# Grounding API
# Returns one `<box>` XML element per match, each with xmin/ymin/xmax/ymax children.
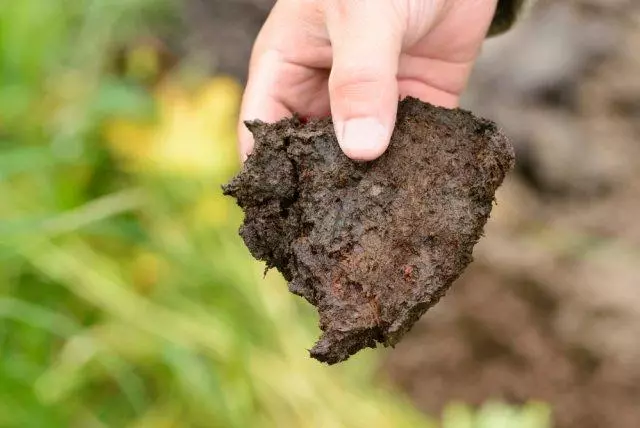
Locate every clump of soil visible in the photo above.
<box><xmin>223</xmin><ymin>98</ymin><xmax>515</xmax><ymax>364</ymax></box>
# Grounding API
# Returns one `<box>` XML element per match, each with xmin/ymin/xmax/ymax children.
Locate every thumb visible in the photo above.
<box><xmin>325</xmin><ymin>1</ymin><xmax>404</xmax><ymax>161</ymax></box>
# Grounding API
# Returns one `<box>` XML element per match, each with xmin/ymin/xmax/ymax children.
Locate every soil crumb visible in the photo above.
<box><xmin>223</xmin><ymin>97</ymin><xmax>515</xmax><ymax>364</ymax></box>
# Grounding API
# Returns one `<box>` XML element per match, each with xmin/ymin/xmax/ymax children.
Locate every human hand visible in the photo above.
<box><xmin>238</xmin><ymin>0</ymin><xmax>499</xmax><ymax>161</ymax></box>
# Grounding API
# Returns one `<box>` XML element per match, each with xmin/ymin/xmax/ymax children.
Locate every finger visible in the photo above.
<box><xmin>238</xmin><ymin>49</ymin><xmax>293</xmax><ymax>161</ymax></box>
<box><xmin>325</xmin><ymin>1</ymin><xmax>404</xmax><ymax>161</ymax></box>
<box><xmin>238</xmin><ymin>0</ymin><xmax>329</xmax><ymax>162</ymax></box>
<box><xmin>397</xmin><ymin>55</ymin><xmax>474</xmax><ymax>108</ymax></box>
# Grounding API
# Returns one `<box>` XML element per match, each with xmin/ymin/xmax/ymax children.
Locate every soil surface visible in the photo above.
<box><xmin>223</xmin><ymin>98</ymin><xmax>514</xmax><ymax>363</ymax></box>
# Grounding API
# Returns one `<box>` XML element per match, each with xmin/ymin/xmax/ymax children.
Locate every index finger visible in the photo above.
<box><xmin>238</xmin><ymin>49</ymin><xmax>294</xmax><ymax>161</ymax></box>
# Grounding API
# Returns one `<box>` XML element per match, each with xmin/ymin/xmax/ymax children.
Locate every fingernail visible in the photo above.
<box><xmin>336</xmin><ymin>117</ymin><xmax>389</xmax><ymax>161</ymax></box>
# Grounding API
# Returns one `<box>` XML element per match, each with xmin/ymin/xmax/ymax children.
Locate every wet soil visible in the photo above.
<box><xmin>223</xmin><ymin>98</ymin><xmax>514</xmax><ymax>363</ymax></box>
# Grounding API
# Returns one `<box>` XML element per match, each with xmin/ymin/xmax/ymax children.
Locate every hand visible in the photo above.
<box><xmin>238</xmin><ymin>0</ymin><xmax>499</xmax><ymax>161</ymax></box>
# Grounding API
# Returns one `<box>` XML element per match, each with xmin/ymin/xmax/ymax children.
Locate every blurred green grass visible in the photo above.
<box><xmin>0</xmin><ymin>1</ymin><xmax>553</xmax><ymax>427</ymax></box>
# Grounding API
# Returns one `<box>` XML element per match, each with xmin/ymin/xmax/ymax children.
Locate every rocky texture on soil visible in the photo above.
<box><xmin>223</xmin><ymin>98</ymin><xmax>514</xmax><ymax>364</ymax></box>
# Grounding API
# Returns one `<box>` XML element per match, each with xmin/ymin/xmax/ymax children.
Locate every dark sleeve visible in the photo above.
<box><xmin>487</xmin><ymin>0</ymin><xmax>529</xmax><ymax>37</ymax></box>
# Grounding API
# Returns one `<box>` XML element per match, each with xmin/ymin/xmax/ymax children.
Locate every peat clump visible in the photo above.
<box><xmin>223</xmin><ymin>97</ymin><xmax>515</xmax><ymax>364</ymax></box>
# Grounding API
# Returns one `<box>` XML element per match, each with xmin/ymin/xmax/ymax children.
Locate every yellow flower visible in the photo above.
<box><xmin>105</xmin><ymin>75</ymin><xmax>242</xmax><ymax>179</ymax></box>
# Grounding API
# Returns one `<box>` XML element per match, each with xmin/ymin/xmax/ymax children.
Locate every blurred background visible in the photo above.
<box><xmin>0</xmin><ymin>0</ymin><xmax>638</xmax><ymax>427</ymax></box>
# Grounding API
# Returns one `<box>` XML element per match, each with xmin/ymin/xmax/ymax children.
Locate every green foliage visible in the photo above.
<box><xmin>0</xmin><ymin>1</ymin><xmax>554</xmax><ymax>427</ymax></box>
<box><xmin>443</xmin><ymin>401</ymin><xmax>552</xmax><ymax>428</ymax></box>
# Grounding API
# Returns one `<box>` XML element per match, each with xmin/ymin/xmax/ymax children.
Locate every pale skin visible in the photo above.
<box><xmin>238</xmin><ymin>0</ymin><xmax>499</xmax><ymax>161</ymax></box>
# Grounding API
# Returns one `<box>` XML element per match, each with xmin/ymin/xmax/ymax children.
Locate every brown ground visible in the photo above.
<box><xmin>185</xmin><ymin>0</ymin><xmax>640</xmax><ymax>425</ymax></box>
